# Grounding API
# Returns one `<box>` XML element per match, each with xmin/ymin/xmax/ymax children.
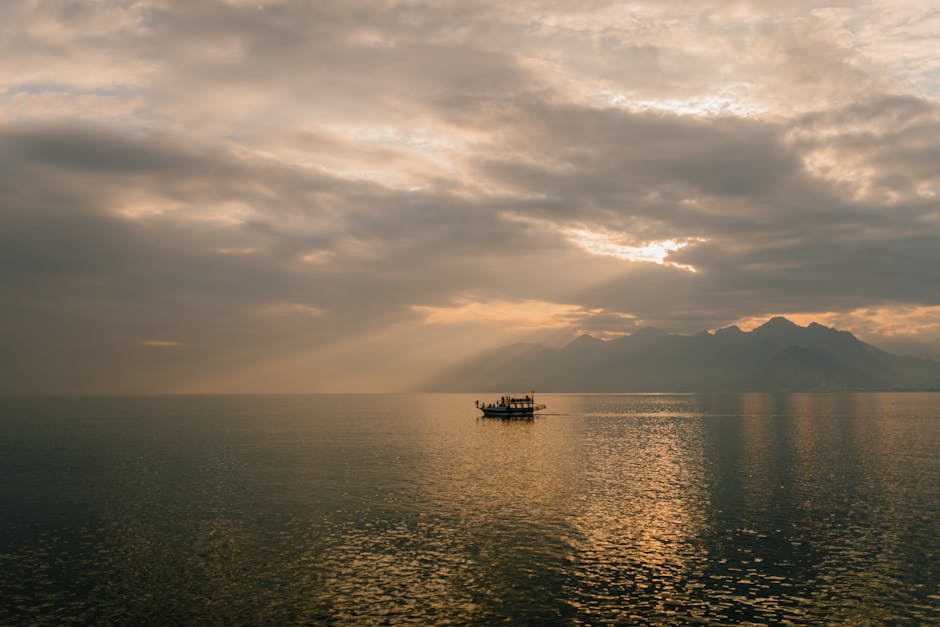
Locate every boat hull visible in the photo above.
<box><xmin>480</xmin><ymin>407</ymin><xmax>535</xmax><ymax>419</ymax></box>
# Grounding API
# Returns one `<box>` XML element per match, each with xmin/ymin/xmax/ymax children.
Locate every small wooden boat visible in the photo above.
<box><xmin>475</xmin><ymin>393</ymin><xmax>546</xmax><ymax>419</ymax></box>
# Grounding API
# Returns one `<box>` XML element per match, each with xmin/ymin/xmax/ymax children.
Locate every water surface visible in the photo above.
<box><xmin>1</xmin><ymin>393</ymin><xmax>938</xmax><ymax>624</ymax></box>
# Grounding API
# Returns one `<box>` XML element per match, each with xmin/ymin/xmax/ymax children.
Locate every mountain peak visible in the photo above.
<box><xmin>806</xmin><ymin>320</ymin><xmax>859</xmax><ymax>342</ymax></box>
<box><xmin>566</xmin><ymin>333</ymin><xmax>604</xmax><ymax>349</ymax></box>
<box><xmin>755</xmin><ymin>316</ymin><xmax>801</xmax><ymax>332</ymax></box>
<box><xmin>423</xmin><ymin>315</ymin><xmax>940</xmax><ymax>392</ymax></box>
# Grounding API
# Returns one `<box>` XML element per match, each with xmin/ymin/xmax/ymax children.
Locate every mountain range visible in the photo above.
<box><xmin>423</xmin><ymin>317</ymin><xmax>940</xmax><ymax>392</ymax></box>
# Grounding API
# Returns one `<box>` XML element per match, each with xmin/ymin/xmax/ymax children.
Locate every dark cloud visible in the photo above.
<box><xmin>2</xmin><ymin>1</ymin><xmax>940</xmax><ymax>391</ymax></box>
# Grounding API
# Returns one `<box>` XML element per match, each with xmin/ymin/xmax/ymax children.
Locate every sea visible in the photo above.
<box><xmin>1</xmin><ymin>393</ymin><xmax>938</xmax><ymax>624</ymax></box>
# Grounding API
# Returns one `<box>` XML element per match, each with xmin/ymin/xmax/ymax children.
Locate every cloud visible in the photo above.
<box><xmin>2</xmin><ymin>1</ymin><xmax>940</xmax><ymax>391</ymax></box>
<box><xmin>140</xmin><ymin>340</ymin><xmax>184</xmax><ymax>347</ymax></box>
<box><xmin>562</xmin><ymin>227</ymin><xmax>704</xmax><ymax>271</ymax></box>
<box><xmin>731</xmin><ymin>305</ymin><xmax>940</xmax><ymax>360</ymax></box>
<box><xmin>413</xmin><ymin>298</ymin><xmax>636</xmax><ymax>331</ymax></box>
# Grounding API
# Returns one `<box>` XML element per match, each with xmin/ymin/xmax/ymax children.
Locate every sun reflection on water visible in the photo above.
<box><xmin>1</xmin><ymin>394</ymin><xmax>938</xmax><ymax>624</ymax></box>
<box><xmin>554</xmin><ymin>395</ymin><xmax>713</xmax><ymax>621</ymax></box>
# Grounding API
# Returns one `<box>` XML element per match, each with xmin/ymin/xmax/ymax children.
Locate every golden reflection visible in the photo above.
<box><xmin>559</xmin><ymin>396</ymin><xmax>712</xmax><ymax>617</ymax></box>
<box><xmin>738</xmin><ymin>392</ymin><xmax>777</xmax><ymax>417</ymax></box>
<box><xmin>304</xmin><ymin>393</ymin><xmax>585</xmax><ymax>623</ymax></box>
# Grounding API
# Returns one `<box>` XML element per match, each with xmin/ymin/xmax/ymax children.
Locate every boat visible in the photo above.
<box><xmin>475</xmin><ymin>393</ymin><xmax>546</xmax><ymax>419</ymax></box>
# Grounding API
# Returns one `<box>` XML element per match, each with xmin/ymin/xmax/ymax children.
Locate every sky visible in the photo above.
<box><xmin>3</xmin><ymin>0</ymin><xmax>940</xmax><ymax>393</ymax></box>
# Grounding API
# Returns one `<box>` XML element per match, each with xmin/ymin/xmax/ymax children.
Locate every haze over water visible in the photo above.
<box><xmin>1</xmin><ymin>393</ymin><xmax>938</xmax><ymax>624</ymax></box>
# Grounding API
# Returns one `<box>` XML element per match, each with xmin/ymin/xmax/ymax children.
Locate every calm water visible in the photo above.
<box><xmin>1</xmin><ymin>393</ymin><xmax>938</xmax><ymax>624</ymax></box>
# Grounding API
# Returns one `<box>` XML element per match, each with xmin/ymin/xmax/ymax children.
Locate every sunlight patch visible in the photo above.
<box><xmin>413</xmin><ymin>299</ymin><xmax>591</xmax><ymax>330</ymax></box>
<box><xmin>259</xmin><ymin>302</ymin><xmax>327</xmax><ymax>318</ymax></box>
<box><xmin>140</xmin><ymin>340</ymin><xmax>183</xmax><ymax>347</ymax></box>
<box><xmin>216</xmin><ymin>247</ymin><xmax>256</xmax><ymax>255</ymax></box>
<box><xmin>602</xmin><ymin>92</ymin><xmax>768</xmax><ymax>118</ymax></box>
<box><xmin>117</xmin><ymin>198</ymin><xmax>251</xmax><ymax>224</ymax></box>
<box><xmin>564</xmin><ymin>227</ymin><xmax>704</xmax><ymax>272</ymax></box>
<box><xmin>731</xmin><ymin>305</ymin><xmax>940</xmax><ymax>340</ymax></box>
<box><xmin>301</xmin><ymin>250</ymin><xmax>336</xmax><ymax>264</ymax></box>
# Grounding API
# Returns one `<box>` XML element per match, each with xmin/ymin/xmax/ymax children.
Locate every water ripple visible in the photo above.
<box><xmin>0</xmin><ymin>393</ymin><xmax>938</xmax><ymax>624</ymax></box>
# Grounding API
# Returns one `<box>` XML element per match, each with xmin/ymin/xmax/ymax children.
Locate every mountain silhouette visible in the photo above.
<box><xmin>423</xmin><ymin>317</ymin><xmax>940</xmax><ymax>392</ymax></box>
